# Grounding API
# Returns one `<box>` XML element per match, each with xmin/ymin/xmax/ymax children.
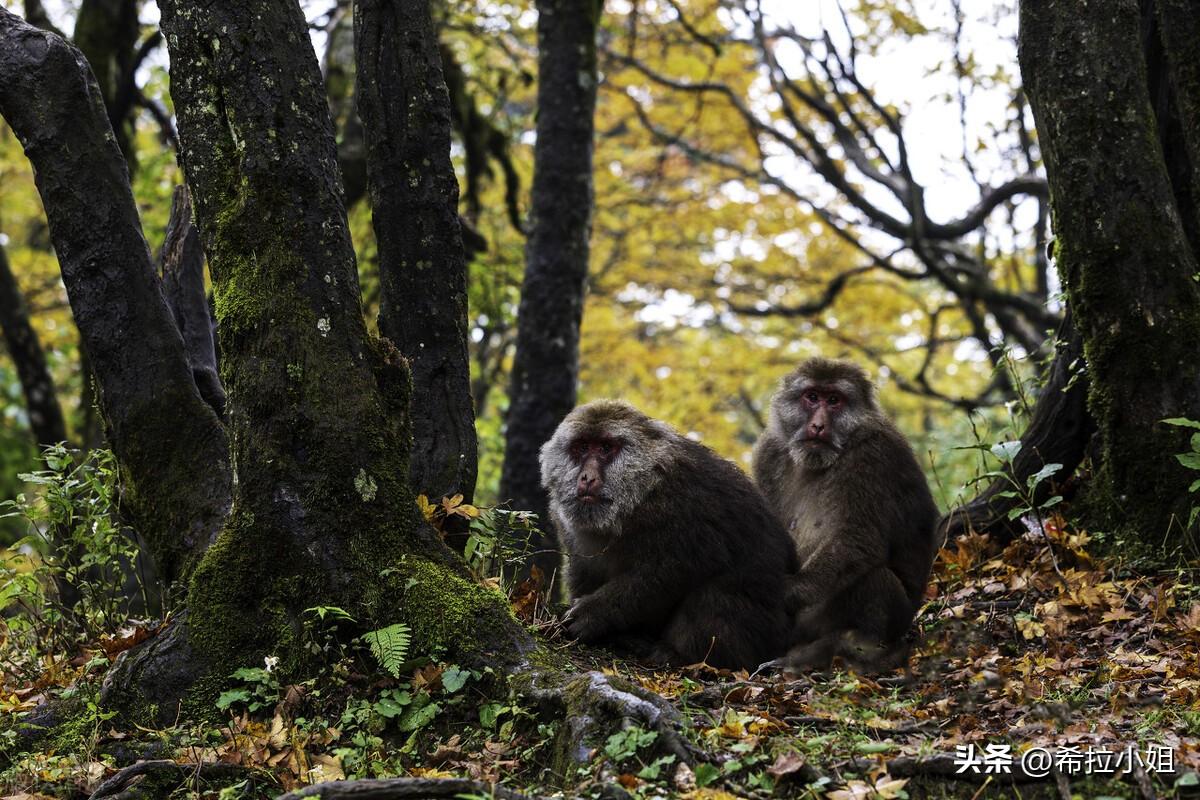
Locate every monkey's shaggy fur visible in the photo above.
<box><xmin>754</xmin><ymin>358</ymin><xmax>940</xmax><ymax>672</ymax></box>
<box><xmin>541</xmin><ymin>400</ymin><xmax>797</xmax><ymax>669</ymax></box>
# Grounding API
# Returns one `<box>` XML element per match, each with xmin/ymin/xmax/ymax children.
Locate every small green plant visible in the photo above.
<box><xmin>358</xmin><ymin>623</ymin><xmax>412</xmax><ymax>678</ymax></box>
<box><xmin>1164</xmin><ymin>417</ymin><xmax>1200</xmax><ymax>531</ymax></box>
<box><xmin>416</xmin><ymin>493</ymin><xmax>542</xmax><ymax>583</ymax></box>
<box><xmin>0</xmin><ymin>445</ymin><xmax>148</xmax><ymax>658</ymax></box>
<box><xmin>216</xmin><ymin>656</ymin><xmax>283</xmax><ymax>713</ymax></box>
<box><xmin>958</xmin><ymin>440</ymin><xmax>1063</xmax><ymax>534</ymax></box>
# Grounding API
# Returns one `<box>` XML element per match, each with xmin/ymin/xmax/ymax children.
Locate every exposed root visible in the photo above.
<box><xmin>524</xmin><ymin>669</ymin><xmax>706</xmax><ymax>767</ymax></box>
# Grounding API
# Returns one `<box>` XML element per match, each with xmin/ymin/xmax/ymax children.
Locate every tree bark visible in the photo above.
<box><xmin>125</xmin><ymin>0</ymin><xmax>530</xmax><ymax>715</ymax></box>
<box><xmin>499</xmin><ymin>0</ymin><xmax>602</xmax><ymax>589</ymax></box>
<box><xmin>158</xmin><ymin>185</ymin><xmax>225</xmax><ymax>417</ymax></box>
<box><xmin>355</xmin><ymin>0</ymin><xmax>479</xmax><ymax>508</ymax></box>
<box><xmin>0</xmin><ymin>242</ymin><xmax>68</xmax><ymax>447</ymax></box>
<box><xmin>1019</xmin><ymin>0</ymin><xmax>1200</xmax><ymax>546</ymax></box>
<box><xmin>0</xmin><ymin>9</ymin><xmax>231</xmax><ymax>586</ymax></box>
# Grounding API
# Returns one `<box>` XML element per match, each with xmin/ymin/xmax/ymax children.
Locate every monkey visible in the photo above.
<box><xmin>540</xmin><ymin>399</ymin><xmax>798</xmax><ymax>669</ymax></box>
<box><xmin>751</xmin><ymin>357</ymin><xmax>940</xmax><ymax>673</ymax></box>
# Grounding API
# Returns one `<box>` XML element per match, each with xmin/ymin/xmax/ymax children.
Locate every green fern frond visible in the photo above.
<box><xmin>360</xmin><ymin>623</ymin><xmax>411</xmax><ymax>678</ymax></box>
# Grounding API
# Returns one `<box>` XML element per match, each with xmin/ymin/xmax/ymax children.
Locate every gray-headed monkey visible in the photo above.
<box><xmin>541</xmin><ymin>400</ymin><xmax>797</xmax><ymax>669</ymax></box>
<box><xmin>752</xmin><ymin>358</ymin><xmax>940</xmax><ymax>672</ymax></box>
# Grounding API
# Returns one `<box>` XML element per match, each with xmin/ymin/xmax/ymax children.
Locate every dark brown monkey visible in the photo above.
<box><xmin>752</xmin><ymin>358</ymin><xmax>940</xmax><ymax>672</ymax></box>
<box><xmin>540</xmin><ymin>400</ymin><xmax>797</xmax><ymax>669</ymax></box>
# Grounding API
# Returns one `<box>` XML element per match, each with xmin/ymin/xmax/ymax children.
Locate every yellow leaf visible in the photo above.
<box><xmin>308</xmin><ymin>754</ymin><xmax>344</xmax><ymax>783</ymax></box>
<box><xmin>416</xmin><ymin>495</ymin><xmax>438</xmax><ymax>523</ymax></box>
<box><xmin>449</xmin><ymin>503</ymin><xmax>481</xmax><ymax>519</ymax></box>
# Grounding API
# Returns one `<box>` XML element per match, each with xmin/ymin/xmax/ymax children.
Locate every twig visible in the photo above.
<box><xmin>88</xmin><ymin>760</ymin><xmax>245</xmax><ymax>799</ymax></box>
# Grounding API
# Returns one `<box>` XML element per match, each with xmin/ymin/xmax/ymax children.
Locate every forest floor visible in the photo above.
<box><xmin>2</xmin><ymin>519</ymin><xmax>1199</xmax><ymax>799</ymax></box>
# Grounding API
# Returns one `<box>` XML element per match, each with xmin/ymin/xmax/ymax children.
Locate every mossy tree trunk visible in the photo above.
<box><xmin>1018</xmin><ymin>0</ymin><xmax>1200</xmax><ymax>549</ymax></box>
<box><xmin>140</xmin><ymin>0</ymin><xmax>529</xmax><ymax>714</ymax></box>
<box><xmin>500</xmin><ymin>0</ymin><xmax>602</xmax><ymax>589</ymax></box>
<box><xmin>0</xmin><ymin>9</ymin><xmax>231</xmax><ymax>587</ymax></box>
<box><xmin>1</xmin><ymin>1</ymin><xmax>531</xmax><ymax>720</ymax></box>
<box><xmin>355</xmin><ymin>0</ymin><xmax>478</xmax><ymax>510</ymax></box>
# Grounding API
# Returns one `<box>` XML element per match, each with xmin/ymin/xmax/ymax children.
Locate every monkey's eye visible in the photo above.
<box><xmin>827</xmin><ymin>394</ymin><xmax>841</xmax><ymax>407</ymax></box>
<box><xmin>804</xmin><ymin>391</ymin><xmax>820</xmax><ymax>404</ymax></box>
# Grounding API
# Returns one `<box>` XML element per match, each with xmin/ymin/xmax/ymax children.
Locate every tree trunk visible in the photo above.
<box><xmin>499</xmin><ymin>0</ymin><xmax>602</xmax><ymax>589</ymax></box>
<box><xmin>158</xmin><ymin>185</ymin><xmax>225</xmax><ymax>417</ymax></box>
<box><xmin>355</xmin><ymin>0</ymin><xmax>479</xmax><ymax>508</ymax></box>
<box><xmin>0</xmin><ymin>9</ymin><xmax>231</xmax><ymax>587</ymax></box>
<box><xmin>72</xmin><ymin>0</ymin><xmax>140</xmax><ymax>164</ymax></box>
<box><xmin>0</xmin><ymin>242</ymin><xmax>68</xmax><ymax>447</ymax></box>
<box><xmin>119</xmin><ymin>0</ymin><xmax>531</xmax><ymax>716</ymax></box>
<box><xmin>1019</xmin><ymin>0</ymin><xmax>1200</xmax><ymax>548</ymax></box>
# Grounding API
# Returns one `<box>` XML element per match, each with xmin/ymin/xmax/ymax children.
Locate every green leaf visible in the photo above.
<box><xmin>360</xmin><ymin>623</ymin><xmax>412</xmax><ymax>678</ymax></box>
<box><xmin>1163</xmin><ymin>417</ymin><xmax>1200</xmax><ymax>429</ymax></box>
<box><xmin>441</xmin><ymin>666</ymin><xmax>470</xmax><ymax>693</ymax></box>
<box><xmin>216</xmin><ymin>689</ymin><xmax>251</xmax><ymax>711</ymax></box>
<box><xmin>374</xmin><ymin>697</ymin><xmax>407</xmax><ymax>718</ymax></box>
<box><xmin>991</xmin><ymin>440</ymin><xmax>1022</xmax><ymax>463</ymax></box>
<box><xmin>1007</xmin><ymin>507</ymin><xmax>1027</xmax><ymax>521</ymax></box>
<box><xmin>694</xmin><ymin>763</ymin><xmax>721</xmax><ymax>787</ymax></box>
<box><xmin>1175</xmin><ymin>453</ymin><xmax>1200</xmax><ymax>471</ymax></box>
<box><xmin>637</xmin><ymin>755</ymin><xmax>676</xmax><ymax>780</ymax></box>
<box><xmin>1188</xmin><ymin>478</ymin><xmax>1200</xmax><ymax>493</ymax></box>
<box><xmin>398</xmin><ymin>700</ymin><xmax>441</xmax><ymax>732</ymax></box>
<box><xmin>1039</xmin><ymin>495</ymin><xmax>1064</xmax><ymax>509</ymax></box>
<box><xmin>479</xmin><ymin>702</ymin><xmax>504</xmax><ymax>730</ymax></box>
<box><xmin>1027</xmin><ymin>463</ymin><xmax>1063</xmax><ymax>491</ymax></box>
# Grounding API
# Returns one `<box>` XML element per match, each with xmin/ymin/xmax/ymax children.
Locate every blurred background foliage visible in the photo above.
<box><xmin>0</xmin><ymin>0</ymin><xmax>1046</xmax><ymax>532</ymax></box>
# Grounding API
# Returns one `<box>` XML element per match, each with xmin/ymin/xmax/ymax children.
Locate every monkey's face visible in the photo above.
<box><xmin>773</xmin><ymin>376</ymin><xmax>868</xmax><ymax>471</ymax></box>
<box><xmin>540</xmin><ymin>401</ymin><xmax>674</xmax><ymax>535</ymax></box>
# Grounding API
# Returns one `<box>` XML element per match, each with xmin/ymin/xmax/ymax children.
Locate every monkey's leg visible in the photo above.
<box><xmin>832</xmin><ymin>567</ymin><xmax>916</xmax><ymax>672</ymax></box>
<box><xmin>661</xmin><ymin>585</ymin><xmax>787</xmax><ymax>669</ymax></box>
<box><xmin>785</xmin><ymin>567</ymin><xmax>914</xmax><ymax>674</ymax></box>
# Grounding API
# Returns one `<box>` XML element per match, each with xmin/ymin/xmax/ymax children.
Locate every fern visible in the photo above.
<box><xmin>360</xmin><ymin>623</ymin><xmax>412</xmax><ymax>678</ymax></box>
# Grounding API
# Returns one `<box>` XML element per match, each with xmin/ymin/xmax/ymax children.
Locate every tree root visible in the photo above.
<box><xmin>276</xmin><ymin>777</ymin><xmax>545</xmax><ymax>800</ymax></box>
<box><xmin>524</xmin><ymin>669</ymin><xmax>706</xmax><ymax>767</ymax></box>
<box><xmin>87</xmin><ymin>759</ymin><xmax>246</xmax><ymax>799</ymax></box>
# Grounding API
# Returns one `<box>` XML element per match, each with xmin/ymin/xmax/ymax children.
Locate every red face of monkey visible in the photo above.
<box><xmin>568</xmin><ymin>437</ymin><xmax>623</xmax><ymax>504</ymax></box>
<box><xmin>770</xmin><ymin>366</ymin><xmax>874</xmax><ymax>471</ymax></box>
<box><xmin>798</xmin><ymin>386</ymin><xmax>846</xmax><ymax>448</ymax></box>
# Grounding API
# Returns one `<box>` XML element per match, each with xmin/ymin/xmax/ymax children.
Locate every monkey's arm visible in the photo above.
<box><xmin>789</xmin><ymin>531</ymin><xmax>886</xmax><ymax>614</ymax></box>
<box><xmin>564</xmin><ymin>559</ymin><xmax>705</xmax><ymax>643</ymax></box>
<box><xmin>565</xmin><ymin>554</ymin><xmax>605</xmax><ymax>599</ymax></box>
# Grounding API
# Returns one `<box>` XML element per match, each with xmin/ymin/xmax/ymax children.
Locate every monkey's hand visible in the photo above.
<box><xmin>562</xmin><ymin>595</ymin><xmax>612</xmax><ymax>643</ymax></box>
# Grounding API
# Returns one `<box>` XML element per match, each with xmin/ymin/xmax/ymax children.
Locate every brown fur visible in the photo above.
<box><xmin>541</xmin><ymin>400</ymin><xmax>797</xmax><ymax>669</ymax></box>
<box><xmin>752</xmin><ymin>359</ymin><xmax>940</xmax><ymax>672</ymax></box>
